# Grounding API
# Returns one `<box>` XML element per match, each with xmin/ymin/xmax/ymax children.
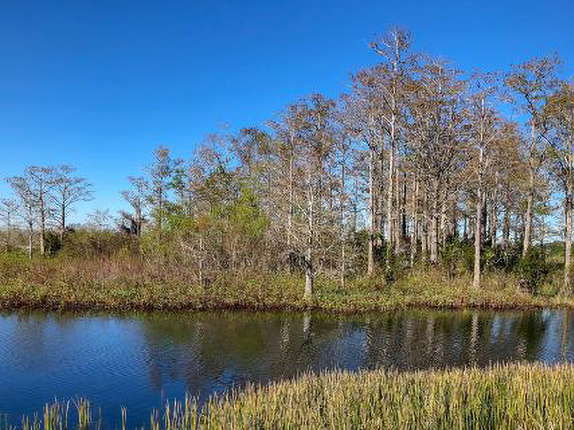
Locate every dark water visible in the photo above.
<box><xmin>0</xmin><ymin>309</ymin><xmax>573</xmax><ymax>427</ymax></box>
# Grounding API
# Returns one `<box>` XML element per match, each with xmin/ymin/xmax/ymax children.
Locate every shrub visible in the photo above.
<box><xmin>517</xmin><ymin>247</ymin><xmax>550</xmax><ymax>294</ymax></box>
<box><xmin>60</xmin><ymin>229</ymin><xmax>137</xmax><ymax>258</ymax></box>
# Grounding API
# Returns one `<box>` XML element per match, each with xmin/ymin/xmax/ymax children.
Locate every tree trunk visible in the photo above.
<box><xmin>386</xmin><ymin>141</ymin><xmax>395</xmax><ymax>269</ymax></box>
<box><xmin>473</xmin><ymin>186</ymin><xmax>482</xmax><ymax>289</ymax></box>
<box><xmin>304</xmin><ymin>171</ymin><xmax>314</xmax><ymax>301</ymax></box>
<box><xmin>340</xmin><ymin>152</ymin><xmax>346</xmax><ymax>289</ymax></box>
<box><xmin>394</xmin><ymin>165</ymin><xmax>402</xmax><ymax>251</ymax></box>
<box><xmin>367</xmin><ymin>149</ymin><xmax>376</xmax><ymax>276</ymax></box>
<box><xmin>490</xmin><ymin>172</ymin><xmax>499</xmax><ymax>248</ymax></box>
<box><xmin>60</xmin><ymin>204</ymin><xmax>66</xmax><ymax>242</ymax></box>
<box><xmin>490</xmin><ymin>201</ymin><xmax>497</xmax><ymax>248</ymax></box>
<box><xmin>440</xmin><ymin>188</ymin><xmax>448</xmax><ymax>246</ymax></box>
<box><xmin>565</xmin><ymin>183</ymin><xmax>572</xmax><ymax>291</ymax></box>
<box><xmin>421</xmin><ymin>190</ymin><xmax>428</xmax><ymax>260</ymax></box>
<box><xmin>304</xmin><ymin>249</ymin><xmax>314</xmax><ymax>300</ymax></box>
<box><xmin>39</xmin><ymin>209</ymin><xmax>45</xmax><ymax>256</ymax></box>
<box><xmin>287</xmin><ymin>133</ymin><xmax>294</xmax><ymax>250</ymax></box>
<box><xmin>474</xmin><ymin>136</ymin><xmax>485</xmax><ymax>289</ymax></box>
<box><xmin>481</xmin><ymin>194</ymin><xmax>488</xmax><ymax>245</ymax></box>
<box><xmin>410</xmin><ymin>177</ymin><xmax>419</xmax><ymax>267</ymax></box>
<box><xmin>502</xmin><ymin>205</ymin><xmax>511</xmax><ymax>248</ymax></box>
<box><xmin>400</xmin><ymin>171</ymin><xmax>408</xmax><ymax>246</ymax></box>
<box><xmin>27</xmin><ymin>225</ymin><xmax>33</xmax><ymax>259</ymax></box>
<box><xmin>523</xmin><ymin>168</ymin><xmax>535</xmax><ymax>257</ymax></box>
<box><xmin>429</xmin><ymin>180</ymin><xmax>439</xmax><ymax>264</ymax></box>
<box><xmin>523</xmin><ymin>119</ymin><xmax>536</xmax><ymax>257</ymax></box>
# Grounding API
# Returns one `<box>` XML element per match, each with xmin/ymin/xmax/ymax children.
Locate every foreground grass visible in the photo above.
<box><xmin>0</xmin><ymin>254</ymin><xmax>573</xmax><ymax>312</ymax></box>
<box><xmin>13</xmin><ymin>364</ymin><xmax>574</xmax><ymax>429</ymax></box>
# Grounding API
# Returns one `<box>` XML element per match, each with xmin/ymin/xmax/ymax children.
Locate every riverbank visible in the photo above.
<box><xmin>0</xmin><ymin>254</ymin><xmax>572</xmax><ymax>312</ymax></box>
<box><xmin>15</xmin><ymin>364</ymin><xmax>574</xmax><ymax>429</ymax></box>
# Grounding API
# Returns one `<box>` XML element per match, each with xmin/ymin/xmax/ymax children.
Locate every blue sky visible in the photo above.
<box><xmin>0</xmin><ymin>0</ymin><xmax>573</xmax><ymax>222</ymax></box>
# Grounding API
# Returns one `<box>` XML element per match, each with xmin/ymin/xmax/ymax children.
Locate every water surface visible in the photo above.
<box><xmin>0</xmin><ymin>309</ymin><xmax>572</xmax><ymax>426</ymax></box>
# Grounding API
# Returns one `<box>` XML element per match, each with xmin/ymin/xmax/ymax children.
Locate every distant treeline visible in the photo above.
<box><xmin>1</xmin><ymin>28</ymin><xmax>574</xmax><ymax>298</ymax></box>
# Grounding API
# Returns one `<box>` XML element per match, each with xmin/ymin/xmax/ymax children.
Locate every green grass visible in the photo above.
<box><xmin>0</xmin><ymin>253</ymin><xmax>573</xmax><ymax>312</ymax></box>
<box><xmin>10</xmin><ymin>364</ymin><xmax>574</xmax><ymax>429</ymax></box>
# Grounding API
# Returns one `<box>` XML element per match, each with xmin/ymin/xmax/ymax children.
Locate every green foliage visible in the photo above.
<box><xmin>44</xmin><ymin>231</ymin><xmax>63</xmax><ymax>255</ymax></box>
<box><xmin>60</xmin><ymin>230</ymin><xmax>137</xmax><ymax>258</ymax></box>
<box><xmin>226</xmin><ymin>187</ymin><xmax>268</xmax><ymax>239</ymax></box>
<box><xmin>487</xmin><ymin>245</ymin><xmax>522</xmax><ymax>273</ymax></box>
<box><xmin>461</xmin><ymin>241</ymin><xmax>475</xmax><ymax>274</ymax></box>
<box><xmin>517</xmin><ymin>247</ymin><xmax>551</xmax><ymax>294</ymax></box>
<box><xmin>440</xmin><ymin>238</ymin><xmax>472</xmax><ymax>277</ymax></box>
<box><xmin>442</xmin><ymin>238</ymin><xmax>523</xmax><ymax>278</ymax></box>
<box><xmin>381</xmin><ymin>244</ymin><xmax>410</xmax><ymax>284</ymax></box>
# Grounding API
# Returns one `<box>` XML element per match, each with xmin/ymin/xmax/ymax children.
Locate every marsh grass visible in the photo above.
<box><xmin>1</xmin><ymin>253</ymin><xmax>573</xmax><ymax>312</ymax></box>
<box><xmin>9</xmin><ymin>364</ymin><xmax>574</xmax><ymax>429</ymax></box>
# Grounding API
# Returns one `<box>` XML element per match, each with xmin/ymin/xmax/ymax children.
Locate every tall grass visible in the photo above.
<box><xmin>9</xmin><ymin>364</ymin><xmax>574</xmax><ymax>429</ymax></box>
<box><xmin>0</xmin><ymin>252</ymin><xmax>572</xmax><ymax>312</ymax></box>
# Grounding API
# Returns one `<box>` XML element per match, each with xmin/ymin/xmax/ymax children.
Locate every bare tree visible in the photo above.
<box><xmin>370</xmin><ymin>27</ymin><xmax>413</xmax><ymax>264</ymax></box>
<box><xmin>347</xmin><ymin>71</ymin><xmax>384</xmax><ymax>276</ymax></box>
<box><xmin>407</xmin><ymin>59</ymin><xmax>467</xmax><ymax>264</ymax></box>
<box><xmin>0</xmin><ymin>198</ymin><xmax>19</xmax><ymax>251</ymax></box>
<box><xmin>505</xmin><ymin>55</ymin><xmax>560</xmax><ymax>256</ymax></box>
<box><xmin>7</xmin><ymin>166</ymin><xmax>55</xmax><ymax>256</ymax></box>
<box><xmin>120</xmin><ymin>176</ymin><xmax>149</xmax><ymax>236</ymax></box>
<box><xmin>542</xmin><ymin>80</ymin><xmax>574</xmax><ymax>289</ymax></box>
<box><xmin>52</xmin><ymin>164</ymin><xmax>94</xmax><ymax>241</ymax></box>
<box><xmin>87</xmin><ymin>209</ymin><xmax>114</xmax><ymax>231</ymax></box>
<box><xmin>146</xmin><ymin>146</ymin><xmax>177</xmax><ymax>236</ymax></box>
<box><xmin>467</xmin><ymin>72</ymin><xmax>499</xmax><ymax>289</ymax></box>
<box><xmin>6</xmin><ymin>178</ymin><xmax>36</xmax><ymax>258</ymax></box>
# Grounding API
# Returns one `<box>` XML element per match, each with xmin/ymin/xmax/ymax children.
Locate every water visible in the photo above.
<box><xmin>0</xmin><ymin>309</ymin><xmax>572</xmax><ymax>427</ymax></box>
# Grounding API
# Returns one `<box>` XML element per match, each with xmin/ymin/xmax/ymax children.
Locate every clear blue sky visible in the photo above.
<box><xmin>0</xmin><ymin>0</ymin><xmax>572</xmax><ymax>222</ymax></box>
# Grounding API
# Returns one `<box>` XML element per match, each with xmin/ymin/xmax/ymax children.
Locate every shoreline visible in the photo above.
<box><xmin>1</xmin><ymin>281</ymin><xmax>572</xmax><ymax>314</ymax></box>
<box><xmin>11</xmin><ymin>363</ymin><xmax>574</xmax><ymax>429</ymax></box>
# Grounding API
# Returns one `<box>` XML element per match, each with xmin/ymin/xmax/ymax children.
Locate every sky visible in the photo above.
<box><xmin>0</xmin><ymin>0</ymin><xmax>573</xmax><ymax>223</ymax></box>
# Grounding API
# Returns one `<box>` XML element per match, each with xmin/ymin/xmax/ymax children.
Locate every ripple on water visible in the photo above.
<box><xmin>0</xmin><ymin>308</ymin><xmax>570</xmax><ymax>426</ymax></box>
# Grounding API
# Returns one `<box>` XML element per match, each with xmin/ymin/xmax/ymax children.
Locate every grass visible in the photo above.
<box><xmin>1</xmin><ymin>253</ymin><xmax>573</xmax><ymax>313</ymax></box>
<box><xmin>8</xmin><ymin>363</ymin><xmax>574</xmax><ymax>429</ymax></box>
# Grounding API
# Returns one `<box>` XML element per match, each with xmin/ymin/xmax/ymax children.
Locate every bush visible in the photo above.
<box><xmin>60</xmin><ymin>229</ymin><xmax>137</xmax><ymax>258</ymax></box>
<box><xmin>440</xmin><ymin>237</ymin><xmax>473</xmax><ymax>278</ymax></box>
<box><xmin>517</xmin><ymin>247</ymin><xmax>550</xmax><ymax>294</ymax></box>
<box><xmin>484</xmin><ymin>245</ymin><xmax>521</xmax><ymax>273</ymax></box>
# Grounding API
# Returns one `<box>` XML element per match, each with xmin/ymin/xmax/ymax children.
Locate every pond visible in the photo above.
<box><xmin>0</xmin><ymin>309</ymin><xmax>572</xmax><ymax>427</ymax></box>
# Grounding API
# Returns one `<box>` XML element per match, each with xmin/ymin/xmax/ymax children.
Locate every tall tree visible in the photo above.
<box><xmin>147</xmin><ymin>146</ymin><xmax>177</xmax><ymax>237</ymax></box>
<box><xmin>408</xmin><ymin>59</ymin><xmax>467</xmax><ymax>264</ymax></box>
<box><xmin>52</xmin><ymin>164</ymin><xmax>93</xmax><ymax>241</ymax></box>
<box><xmin>6</xmin><ymin>177</ymin><xmax>36</xmax><ymax>258</ymax></box>
<box><xmin>347</xmin><ymin>70</ymin><xmax>384</xmax><ymax>276</ymax></box>
<box><xmin>120</xmin><ymin>176</ymin><xmax>149</xmax><ymax>236</ymax></box>
<box><xmin>370</xmin><ymin>27</ymin><xmax>413</xmax><ymax>263</ymax></box>
<box><xmin>505</xmin><ymin>55</ymin><xmax>560</xmax><ymax>256</ymax></box>
<box><xmin>542</xmin><ymin>80</ymin><xmax>574</xmax><ymax>289</ymax></box>
<box><xmin>0</xmin><ymin>198</ymin><xmax>19</xmax><ymax>251</ymax></box>
<box><xmin>7</xmin><ymin>166</ymin><xmax>55</xmax><ymax>256</ymax></box>
<box><xmin>467</xmin><ymin>72</ymin><xmax>499</xmax><ymax>289</ymax></box>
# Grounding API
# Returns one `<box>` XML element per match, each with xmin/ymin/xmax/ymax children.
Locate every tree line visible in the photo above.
<box><xmin>1</xmin><ymin>28</ymin><xmax>573</xmax><ymax>298</ymax></box>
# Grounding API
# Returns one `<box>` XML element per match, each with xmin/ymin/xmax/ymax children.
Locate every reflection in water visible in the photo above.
<box><xmin>0</xmin><ymin>309</ymin><xmax>570</xmax><ymax>427</ymax></box>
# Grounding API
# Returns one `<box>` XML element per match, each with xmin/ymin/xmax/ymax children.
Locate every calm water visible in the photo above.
<box><xmin>0</xmin><ymin>309</ymin><xmax>573</xmax><ymax>426</ymax></box>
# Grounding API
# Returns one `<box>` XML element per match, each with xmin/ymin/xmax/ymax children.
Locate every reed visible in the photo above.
<box><xmin>8</xmin><ymin>364</ymin><xmax>574</xmax><ymax>429</ymax></box>
<box><xmin>0</xmin><ymin>254</ymin><xmax>572</xmax><ymax>313</ymax></box>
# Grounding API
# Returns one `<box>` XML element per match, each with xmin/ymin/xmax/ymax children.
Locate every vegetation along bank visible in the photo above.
<box><xmin>1</xmin><ymin>28</ymin><xmax>574</xmax><ymax>311</ymax></box>
<box><xmin>13</xmin><ymin>364</ymin><xmax>574</xmax><ymax>430</ymax></box>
